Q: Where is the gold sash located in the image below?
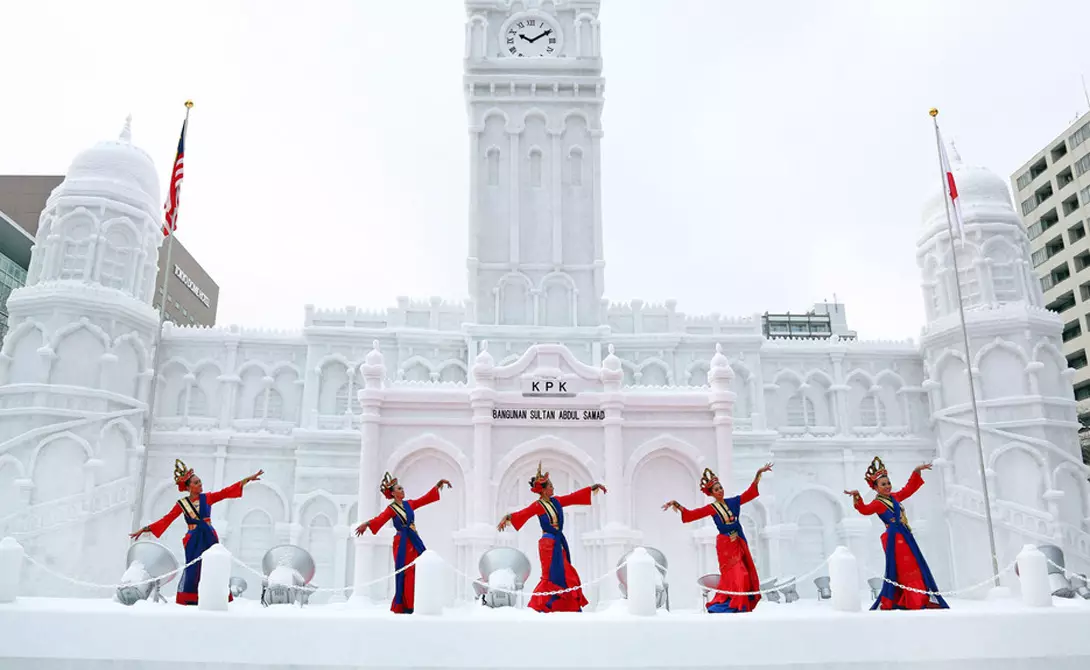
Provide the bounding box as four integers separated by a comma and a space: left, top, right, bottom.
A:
538, 498, 560, 530
390, 502, 415, 532
876, 495, 911, 530
178, 496, 199, 521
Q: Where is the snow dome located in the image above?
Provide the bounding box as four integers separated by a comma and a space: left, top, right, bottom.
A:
53, 116, 161, 217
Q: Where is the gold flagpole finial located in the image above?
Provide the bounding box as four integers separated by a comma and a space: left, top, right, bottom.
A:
185, 100, 194, 109
929, 108, 939, 118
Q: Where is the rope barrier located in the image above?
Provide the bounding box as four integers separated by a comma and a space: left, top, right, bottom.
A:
697, 554, 834, 597
21, 552, 205, 591
878, 557, 1019, 598
9, 546, 1044, 603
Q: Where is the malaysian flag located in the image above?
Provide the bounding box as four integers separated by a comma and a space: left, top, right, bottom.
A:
162, 116, 188, 237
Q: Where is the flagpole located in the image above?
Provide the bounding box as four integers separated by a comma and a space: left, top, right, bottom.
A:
929, 107, 1001, 588
131, 100, 193, 534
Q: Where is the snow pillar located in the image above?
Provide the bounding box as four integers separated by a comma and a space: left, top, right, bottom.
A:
829, 545, 861, 612
1017, 544, 1053, 608
197, 544, 231, 612
625, 547, 657, 617
413, 551, 446, 616
351, 341, 386, 604
707, 344, 735, 487
0, 537, 25, 603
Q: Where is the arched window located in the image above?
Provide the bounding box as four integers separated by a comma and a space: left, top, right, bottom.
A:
266, 389, 284, 420
60, 221, 94, 280
238, 509, 274, 572
858, 394, 879, 427
786, 393, 813, 427
335, 382, 351, 415
100, 228, 135, 291
569, 148, 584, 187
529, 148, 543, 188
188, 388, 208, 417
486, 147, 500, 187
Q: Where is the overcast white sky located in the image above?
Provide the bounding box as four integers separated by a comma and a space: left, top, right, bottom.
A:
2, 0, 1089, 340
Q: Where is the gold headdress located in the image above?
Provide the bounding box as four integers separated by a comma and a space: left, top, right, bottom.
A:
529, 461, 550, 493
379, 472, 399, 499
865, 456, 888, 489
174, 459, 195, 491
700, 467, 720, 496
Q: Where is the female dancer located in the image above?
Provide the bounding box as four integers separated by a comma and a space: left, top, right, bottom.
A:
844, 457, 949, 610
663, 463, 772, 613
497, 463, 607, 613
130, 459, 263, 605
355, 473, 452, 614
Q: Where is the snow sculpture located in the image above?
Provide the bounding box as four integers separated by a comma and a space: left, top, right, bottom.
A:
0, 0, 1087, 611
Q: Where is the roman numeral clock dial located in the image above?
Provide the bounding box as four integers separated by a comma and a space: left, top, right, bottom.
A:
503, 13, 562, 58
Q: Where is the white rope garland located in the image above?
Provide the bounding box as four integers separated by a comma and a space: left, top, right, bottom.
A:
439, 552, 638, 598
698, 554, 834, 597
21, 552, 205, 591
227, 553, 424, 593
878, 557, 1019, 598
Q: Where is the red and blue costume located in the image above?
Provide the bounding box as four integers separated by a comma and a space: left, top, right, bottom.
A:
504, 465, 598, 613
358, 473, 443, 614
145, 460, 246, 605
675, 467, 762, 613
852, 457, 949, 611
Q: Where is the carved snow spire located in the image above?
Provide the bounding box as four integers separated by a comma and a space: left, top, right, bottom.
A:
475, 340, 494, 368
600, 343, 623, 389
710, 342, 729, 369
602, 343, 621, 371
708, 343, 734, 388
365, 339, 383, 366
119, 114, 133, 143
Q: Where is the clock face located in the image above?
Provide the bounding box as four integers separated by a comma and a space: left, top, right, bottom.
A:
503, 14, 561, 58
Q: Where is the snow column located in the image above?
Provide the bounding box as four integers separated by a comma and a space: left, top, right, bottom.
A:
0, 537, 24, 603
350, 341, 386, 603
598, 345, 627, 601
708, 344, 735, 487
464, 341, 499, 599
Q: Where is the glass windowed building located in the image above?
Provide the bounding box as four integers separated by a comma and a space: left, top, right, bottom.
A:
0, 249, 28, 341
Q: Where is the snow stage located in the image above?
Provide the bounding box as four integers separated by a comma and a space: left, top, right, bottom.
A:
3, 544, 1090, 669
3, 592, 1090, 669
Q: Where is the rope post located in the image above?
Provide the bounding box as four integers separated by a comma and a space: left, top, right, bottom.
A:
197, 545, 232, 612
0, 537, 25, 603
1016, 545, 1053, 608
413, 551, 446, 616
829, 546, 861, 612
625, 547, 657, 617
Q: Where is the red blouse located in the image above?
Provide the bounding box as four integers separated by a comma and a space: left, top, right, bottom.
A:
509, 487, 593, 531
147, 480, 246, 538
678, 480, 760, 523
360, 486, 442, 535
853, 471, 924, 516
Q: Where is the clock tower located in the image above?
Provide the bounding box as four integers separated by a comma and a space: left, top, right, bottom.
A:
463, 0, 605, 329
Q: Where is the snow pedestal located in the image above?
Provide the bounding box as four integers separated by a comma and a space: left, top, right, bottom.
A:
0, 537, 24, 603
1017, 545, 1053, 608
197, 545, 232, 612
625, 547, 657, 617
829, 546, 861, 612
413, 550, 446, 616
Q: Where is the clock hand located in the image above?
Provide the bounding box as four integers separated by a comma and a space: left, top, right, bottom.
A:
519, 33, 532, 42
527, 29, 552, 43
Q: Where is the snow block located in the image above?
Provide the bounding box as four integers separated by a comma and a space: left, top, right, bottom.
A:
0, 536, 24, 603
1017, 545, 1053, 608
197, 544, 231, 612
413, 550, 446, 616
626, 547, 657, 617
829, 546, 861, 612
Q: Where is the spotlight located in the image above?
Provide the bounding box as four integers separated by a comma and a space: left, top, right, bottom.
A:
777, 578, 799, 603
229, 576, 248, 598
474, 547, 531, 608
117, 541, 179, 606
813, 576, 832, 600
260, 545, 316, 607
1071, 573, 1090, 599
616, 546, 670, 610
697, 573, 720, 609
760, 578, 781, 603
867, 577, 884, 600
1039, 545, 1076, 598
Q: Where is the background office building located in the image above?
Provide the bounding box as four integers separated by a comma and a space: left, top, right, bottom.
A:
1010, 110, 1090, 458
0, 175, 220, 331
